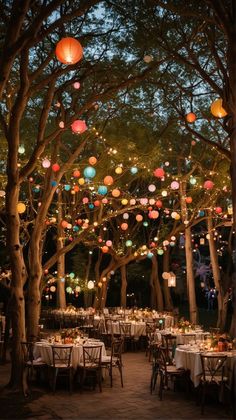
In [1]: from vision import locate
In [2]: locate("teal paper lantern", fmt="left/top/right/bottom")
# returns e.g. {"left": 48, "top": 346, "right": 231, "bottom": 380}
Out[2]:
{"left": 64, "top": 184, "right": 71, "bottom": 191}
{"left": 69, "top": 272, "right": 75, "bottom": 279}
{"left": 51, "top": 180, "right": 57, "bottom": 187}
{"left": 83, "top": 166, "right": 96, "bottom": 178}
{"left": 130, "top": 167, "right": 138, "bottom": 174}
{"left": 73, "top": 225, "right": 79, "bottom": 232}
{"left": 198, "top": 210, "right": 205, "bottom": 217}
{"left": 125, "top": 240, "right": 133, "bottom": 247}
{"left": 147, "top": 252, "right": 153, "bottom": 259}
{"left": 143, "top": 221, "right": 149, "bottom": 227}
{"left": 89, "top": 203, "right": 94, "bottom": 209}
{"left": 98, "top": 185, "right": 108, "bottom": 195}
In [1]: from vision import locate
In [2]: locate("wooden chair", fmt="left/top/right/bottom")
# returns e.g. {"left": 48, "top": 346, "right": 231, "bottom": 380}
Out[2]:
{"left": 79, "top": 345, "right": 103, "bottom": 392}
{"left": 155, "top": 318, "right": 165, "bottom": 330}
{"left": 150, "top": 343, "right": 161, "bottom": 394}
{"left": 51, "top": 345, "right": 74, "bottom": 393}
{"left": 101, "top": 337, "right": 124, "bottom": 387}
{"left": 145, "top": 322, "right": 156, "bottom": 360}
{"left": 200, "top": 353, "right": 228, "bottom": 414}
{"left": 161, "top": 334, "right": 176, "bottom": 364}
{"left": 119, "top": 322, "right": 133, "bottom": 351}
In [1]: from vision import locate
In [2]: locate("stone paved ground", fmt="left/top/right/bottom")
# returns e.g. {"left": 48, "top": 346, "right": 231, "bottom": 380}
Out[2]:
{"left": 0, "top": 351, "right": 232, "bottom": 419}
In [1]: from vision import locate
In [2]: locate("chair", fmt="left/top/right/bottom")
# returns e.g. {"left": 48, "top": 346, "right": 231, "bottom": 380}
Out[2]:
{"left": 150, "top": 343, "right": 161, "bottom": 394}
{"left": 161, "top": 334, "right": 176, "bottom": 364}
{"left": 145, "top": 322, "right": 156, "bottom": 360}
{"left": 79, "top": 345, "right": 103, "bottom": 392}
{"left": 21, "top": 341, "right": 47, "bottom": 393}
{"left": 101, "top": 337, "right": 124, "bottom": 387}
{"left": 200, "top": 353, "right": 228, "bottom": 414}
{"left": 156, "top": 318, "right": 165, "bottom": 330}
{"left": 119, "top": 322, "right": 133, "bottom": 351}
{"left": 51, "top": 345, "right": 74, "bottom": 393}
{"left": 157, "top": 346, "right": 188, "bottom": 400}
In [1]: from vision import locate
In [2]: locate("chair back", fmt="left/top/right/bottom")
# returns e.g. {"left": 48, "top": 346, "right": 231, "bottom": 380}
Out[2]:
{"left": 146, "top": 322, "right": 156, "bottom": 336}
{"left": 162, "top": 334, "right": 176, "bottom": 363}
{"left": 52, "top": 345, "right": 73, "bottom": 368}
{"left": 119, "top": 322, "right": 131, "bottom": 337}
{"left": 156, "top": 318, "right": 165, "bottom": 330}
{"left": 111, "top": 338, "right": 124, "bottom": 362}
{"left": 21, "top": 341, "right": 34, "bottom": 364}
{"left": 200, "top": 354, "right": 227, "bottom": 382}
{"left": 82, "top": 345, "right": 102, "bottom": 368}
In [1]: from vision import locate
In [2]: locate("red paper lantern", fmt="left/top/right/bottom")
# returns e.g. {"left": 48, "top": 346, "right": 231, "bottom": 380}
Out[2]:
{"left": 61, "top": 220, "right": 68, "bottom": 228}
{"left": 186, "top": 112, "right": 196, "bottom": 123}
{"left": 55, "top": 37, "right": 83, "bottom": 65}
{"left": 104, "top": 175, "right": 114, "bottom": 186}
{"left": 102, "top": 245, "right": 109, "bottom": 253}
{"left": 155, "top": 200, "right": 163, "bottom": 208}
{"left": 94, "top": 200, "right": 100, "bottom": 207}
{"left": 71, "top": 120, "right": 87, "bottom": 134}
{"left": 154, "top": 167, "right": 165, "bottom": 178}
{"left": 185, "top": 197, "right": 192, "bottom": 204}
{"left": 203, "top": 180, "right": 214, "bottom": 190}
{"left": 215, "top": 207, "right": 222, "bottom": 214}
{"left": 52, "top": 163, "right": 60, "bottom": 172}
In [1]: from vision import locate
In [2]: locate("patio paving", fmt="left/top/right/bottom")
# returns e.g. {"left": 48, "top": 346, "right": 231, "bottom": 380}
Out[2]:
{"left": 0, "top": 351, "right": 232, "bottom": 419}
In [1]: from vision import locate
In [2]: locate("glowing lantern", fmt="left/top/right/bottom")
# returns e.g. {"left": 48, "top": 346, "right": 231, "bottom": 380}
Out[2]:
{"left": 136, "top": 214, "right": 143, "bottom": 222}
{"left": 186, "top": 112, "right": 196, "bottom": 123}
{"left": 84, "top": 166, "right": 96, "bottom": 178}
{"left": 98, "top": 185, "right": 108, "bottom": 195}
{"left": 51, "top": 180, "right": 57, "bottom": 187}
{"left": 210, "top": 98, "right": 227, "bottom": 118}
{"left": 78, "top": 178, "right": 85, "bottom": 185}
{"left": 228, "top": 204, "right": 233, "bottom": 215}
{"left": 102, "top": 245, "right": 109, "bottom": 253}
{"left": 75, "top": 286, "right": 81, "bottom": 292}
{"left": 82, "top": 197, "right": 89, "bottom": 204}
{"left": 104, "top": 175, "right": 114, "bottom": 186}
{"left": 71, "top": 120, "right": 87, "bottom": 134}
{"left": 171, "top": 181, "right": 179, "bottom": 190}
{"left": 149, "top": 199, "right": 155, "bottom": 205}
{"left": 154, "top": 167, "right": 165, "bottom": 178}
{"left": 98, "top": 282, "right": 102, "bottom": 288}
{"left": 147, "top": 252, "right": 153, "bottom": 259}
{"left": 190, "top": 176, "right": 197, "bottom": 185}
{"left": 171, "top": 212, "right": 178, "bottom": 219}
{"left": 123, "top": 213, "right": 129, "bottom": 219}
{"left": 88, "top": 156, "right": 97, "bottom": 165}
{"left": 73, "top": 169, "right": 80, "bottom": 178}
{"left": 143, "top": 221, "right": 148, "bottom": 227}
{"left": 18, "top": 145, "right": 25, "bottom": 154}
{"left": 112, "top": 189, "right": 120, "bottom": 198}
{"left": 140, "top": 198, "right": 148, "bottom": 205}
{"left": 87, "top": 280, "right": 94, "bottom": 289}
{"left": 102, "top": 198, "right": 108, "bottom": 204}
{"left": 0, "top": 190, "right": 5, "bottom": 197}
{"left": 162, "top": 272, "right": 170, "bottom": 279}
{"left": 130, "top": 199, "right": 136, "bottom": 205}
{"left": 55, "top": 37, "right": 83, "bottom": 65}
{"left": 162, "top": 190, "right": 168, "bottom": 197}
{"left": 73, "top": 82, "right": 80, "bottom": 89}
{"left": 17, "top": 202, "right": 26, "bottom": 214}
{"left": 203, "top": 180, "right": 214, "bottom": 190}
{"left": 115, "top": 166, "right": 123, "bottom": 174}
{"left": 94, "top": 200, "right": 100, "bottom": 207}
{"left": 168, "top": 272, "right": 176, "bottom": 287}
{"left": 121, "top": 223, "right": 128, "bottom": 231}
{"left": 126, "top": 240, "right": 133, "bottom": 247}
{"left": 148, "top": 184, "right": 156, "bottom": 192}
{"left": 52, "top": 163, "right": 60, "bottom": 172}
{"left": 61, "top": 220, "right": 68, "bottom": 228}
{"left": 155, "top": 200, "right": 163, "bottom": 208}
{"left": 106, "top": 240, "right": 112, "bottom": 247}
{"left": 215, "top": 207, "right": 222, "bottom": 214}
{"left": 42, "top": 158, "right": 51, "bottom": 168}
{"left": 59, "top": 121, "right": 64, "bottom": 128}
{"left": 143, "top": 54, "right": 153, "bottom": 63}
{"left": 74, "top": 185, "right": 79, "bottom": 192}
{"left": 130, "top": 167, "right": 138, "bottom": 174}
{"left": 158, "top": 249, "right": 164, "bottom": 255}
{"left": 121, "top": 198, "right": 128, "bottom": 205}
{"left": 149, "top": 210, "right": 159, "bottom": 219}
{"left": 185, "top": 197, "right": 192, "bottom": 204}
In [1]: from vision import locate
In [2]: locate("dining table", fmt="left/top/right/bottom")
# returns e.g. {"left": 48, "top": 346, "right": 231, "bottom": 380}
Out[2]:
{"left": 34, "top": 339, "right": 106, "bottom": 370}
{"left": 107, "top": 320, "right": 146, "bottom": 338}
{"left": 155, "top": 329, "right": 210, "bottom": 345}
{"left": 175, "top": 345, "right": 236, "bottom": 388}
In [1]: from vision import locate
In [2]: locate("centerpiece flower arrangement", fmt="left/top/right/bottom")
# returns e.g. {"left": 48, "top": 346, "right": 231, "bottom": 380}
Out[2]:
{"left": 60, "top": 327, "right": 81, "bottom": 343}
{"left": 178, "top": 318, "right": 193, "bottom": 333}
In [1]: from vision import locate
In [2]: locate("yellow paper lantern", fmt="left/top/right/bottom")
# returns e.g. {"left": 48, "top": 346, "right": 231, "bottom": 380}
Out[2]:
{"left": 121, "top": 198, "right": 128, "bottom": 205}
{"left": 115, "top": 167, "right": 123, "bottom": 174}
{"left": 78, "top": 178, "right": 85, "bottom": 185}
{"left": 210, "top": 99, "right": 227, "bottom": 118}
{"left": 17, "top": 202, "right": 26, "bottom": 214}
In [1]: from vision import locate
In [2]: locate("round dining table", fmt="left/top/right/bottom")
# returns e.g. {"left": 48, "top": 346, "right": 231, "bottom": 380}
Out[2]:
{"left": 107, "top": 320, "right": 146, "bottom": 338}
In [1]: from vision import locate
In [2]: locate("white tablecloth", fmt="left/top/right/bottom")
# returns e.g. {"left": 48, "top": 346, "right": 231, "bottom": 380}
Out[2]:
{"left": 107, "top": 321, "right": 146, "bottom": 338}
{"left": 155, "top": 330, "right": 209, "bottom": 345}
{"left": 175, "top": 347, "right": 236, "bottom": 387}
{"left": 34, "top": 341, "right": 106, "bottom": 370}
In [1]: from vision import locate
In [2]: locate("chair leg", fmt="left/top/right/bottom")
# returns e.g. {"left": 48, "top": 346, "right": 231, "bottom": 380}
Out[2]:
{"left": 201, "top": 383, "right": 207, "bottom": 415}
{"left": 109, "top": 366, "right": 113, "bottom": 387}
{"left": 52, "top": 368, "right": 58, "bottom": 394}
{"left": 118, "top": 363, "right": 123, "bottom": 387}
{"left": 97, "top": 369, "right": 102, "bottom": 392}
{"left": 69, "top": 369, "right": 73, "bottom": 394}
{"left": 159, "top": 372, "right": 164, "bottom": 401}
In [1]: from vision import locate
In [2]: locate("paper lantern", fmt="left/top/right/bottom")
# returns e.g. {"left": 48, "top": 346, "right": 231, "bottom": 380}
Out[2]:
{"left": 17, "top": 202, "right": 26, "bottom": 214}
{"left": 186, "top": 112, "right": 196, "bottom": 123}
{"left": 121, "top": 198, "right": 128, "bottom": 205}
{"left": 73, "top": 185, "right": 80, "bottom": 192}
{"left": 94, "top": 200, "right": 100, "bottom": 207}
{"left": 162, "top": 272, "right": 170, "bottom": 280}
{"left": 171, "top": 181, "right": 179, "bottom": 190}
{"left": 104, "top": 175, "right": 114, "bottom": 186}
{"left": 42, "top": 158, "right": 51, "bottom": 168}
{"left": 130, "top": 198, "right": 136, "bottom": 205}
{"left": 136, "top": 214, "right": 143, "bottom": 222}
{"left": 73, "top": 82, "right": 80, "bottom": 89}
{"left": 147, "top": 252, "right": 153, "bottom": 259}
{"left": 102, "top": 245, "right": 109, "bottom": 253}
{"left": 66, "top": 286, "right": 73, "bottom": 293}
{"left": 59, "top": 121, "right": 64, "bottom": 128}
{"left": 73, "top": 169, "right": 81, "bottom": 178}
{"left": 154, "top": 167, "right": 165, "bottom": 178}
{"left": 55, "top": 37, "right": 83, "bottom": 65}
{"left": 112, "top": 189, "right": 120, "bottom": 198}
{"left": 143, "top": 54, "right": 153, "bottom": 63}
{"left": 98, "top": 282, "right": 103, "bottom": 288}
{"left": 125, "top": 240, "right": 132, "bottom": 247}
{"left": 0, "top": 190, "right": 5, "bottom": 197}
{"left": 155, "top": 200, "right": 163, "bottom": 208}
{"left": 102, "top": 198, "right": 108, "bottom": 204}
{"left": 61, "top": 220, "right": 68, "bottom": 228}
{"left": 64, "top": 184, "right": 71, "bottom": 191}
{"left": 210, "top": 98, "right": 227, "bottom": 118}
{"left": 78, "top": 178, "right": 85, "bottom": 185}
{"left": 52, "top": 163, "right": 60, "bottom": 172}
{"left": 228, "top": 204, "right": 233, "bottom": 215}
{"left": 140, "top": 198, "right": 148, "bottom": 205}
{"left": 215, "top": 207, "right": 222, "bottom": 214}
{"left": 87, "top": 280, "right": 94, "bottom": 289}
{"left": 185, "top": 196, "right": 192, "bottom": 204}
{"left": 121, "top": 223, "right": 128, "bottom": 231}
{"left": 130, "top": 167, "right": 138, "bottom": 174}
{"left": 51, "top": 180, "right": 57, "bottom": 187}
{"left": 143, "top": 221, "right": 149, "bottom": 227}
{"left": 123, "top": 212, "right": 129, "bottom": 219}
{"left": 168, "top": 272, "right": 176, "bottom": 287}
{"left": 106, "top": 240, "right": 112, "bottom": 247}
{"left": 115, "top": 166, "right": 123, "bottom": 174}
{"left": 203, "top": 180, "right": 214, "bottom": 190}
{"left": 148, "top": 184, "right": 156, "bottom": 192}
{"left": 171, "top": 211, "right": 177, "bottom": 219}
{"left": 75, "top": 285, "right": 81, "bottom": 292}
{"left": 84, "top": 166, "right": 96, "bottom": 179}
{"left": 18, "top": 145, "right": 25, "bottom": 154}
{"left": 157, "top": 249, "right": 164, "bottom": 255}
{"left": 175, "top": 214, "right": 181, "bottom": 220}
{"left": 149, "top": 210, "right": 159, "bottom": 219}
{"left": 190, "top": 176, "right": 197, "bottom": 185}
{"left": 82, "top": 197, "right": 89, "bottom": 204}
{"left": 98, "top": 185, "right": 108, "bottom": 195}
{"left": 71, "top": 120, "right": 87, "bottom": 134}
{"left": 88, "top": 156, "right": 97, "bottom": 165}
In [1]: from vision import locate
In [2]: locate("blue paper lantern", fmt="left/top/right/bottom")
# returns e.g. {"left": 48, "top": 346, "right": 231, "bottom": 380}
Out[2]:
{"left": 33, "top": 186, "right": 40, "bottom": 193}
{"left": 51, "top": 180, "right": 57, "bottom": 187}
{"left": 64, "top": 184, "right": 71, "bottom": 191}
{"left": 198, "top": 210, "right": 205, "bottom": 217}
{"left": 147, "top": 252, "right": 153, "bottom": 259}
{"left": 98, "top": 185, "right": 108, "bottom": 195}
{"left": 130, "top": 167, "right": 138, "bottom": 174}
{"left": 89, "top": 203, "right": 94, "bottom": 209}
{"left": 83, "top": 166, "right": 96, "bottom": 178}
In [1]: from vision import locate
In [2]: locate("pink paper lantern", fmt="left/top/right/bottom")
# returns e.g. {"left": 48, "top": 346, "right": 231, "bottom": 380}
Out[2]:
{"left": 71, "top": 120, "right": 87, "bottom": 134}
{"left": 82, "top": 197, "right": 89, "bottom": 204}
{"left": 140, "top": 198, "right": 148, "bottom": 205}
{"left": 106, "top": 240, "right": 112, "bottom": 247}
{"left": 102, "top": 198, "right": 108, "bottom": 204}
{"left": 59, "top": 121, "right": 65, "bottom": 128}
{"left": 73, "top": 82, "right": 80, "bottom": 89}
{"left": 171, "top": 181, "right": 179, "bottom": 190}
{"left": 204, "top": 180, "right": 214, "bottom": 190}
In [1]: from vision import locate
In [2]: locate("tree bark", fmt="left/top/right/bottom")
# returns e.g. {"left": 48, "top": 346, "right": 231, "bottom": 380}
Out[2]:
{"left": 56, "top": 191, "right": 66, "bottom": 309}
{"left": 162, "top": 249, "right": 173, "bottom": 310}
{"left": 120, "top": 264, "right": 127, "bottom": 308}
{"left": 151, "top": 256, "right": 164, "bottom": 311}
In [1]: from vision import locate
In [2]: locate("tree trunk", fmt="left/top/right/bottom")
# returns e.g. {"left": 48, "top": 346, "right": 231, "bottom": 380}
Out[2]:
{"left": 151, "top": 256, "right": 164, "bottom": 311}
{"left": 207, "top": 212, "right": 226, "bottom": 330}
{"left": 149, "top": 272, "right": 155, "bottom": 308}
{"left": 180, "top": 181, "right": 198, "bottom": 324}
{"left": 120, "top": 265, "right": 127, "bottom": 308}
{"left": 56, "top": 191, "right": 66, "bottom": 309}
{"left": 162, "top": 249, "right": 173, "bottom": 310}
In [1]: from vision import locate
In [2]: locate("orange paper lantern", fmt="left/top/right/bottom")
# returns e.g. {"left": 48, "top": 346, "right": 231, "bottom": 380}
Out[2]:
{"left": 121, "top": 223, "right": 128, "bottom": 231}
{"left": 104, "top": 175, "right": 114, "bottom": 186}
{"left": 55, "top": 37, "right": 83, "bottom": 65}
{"left": 88, "top": 156, "right": 97, "bottom": 165}
{"left": 185, "top": 197, "right": 192, "bottom": 204}
{"left": 210, "top": 99, "right": 227, "bottom": 118}
{"left": 112, "top": 188, "right": 120, "bottom": 198}
{"left": 186, "top": 112, "right": 196, "bottom": 123}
